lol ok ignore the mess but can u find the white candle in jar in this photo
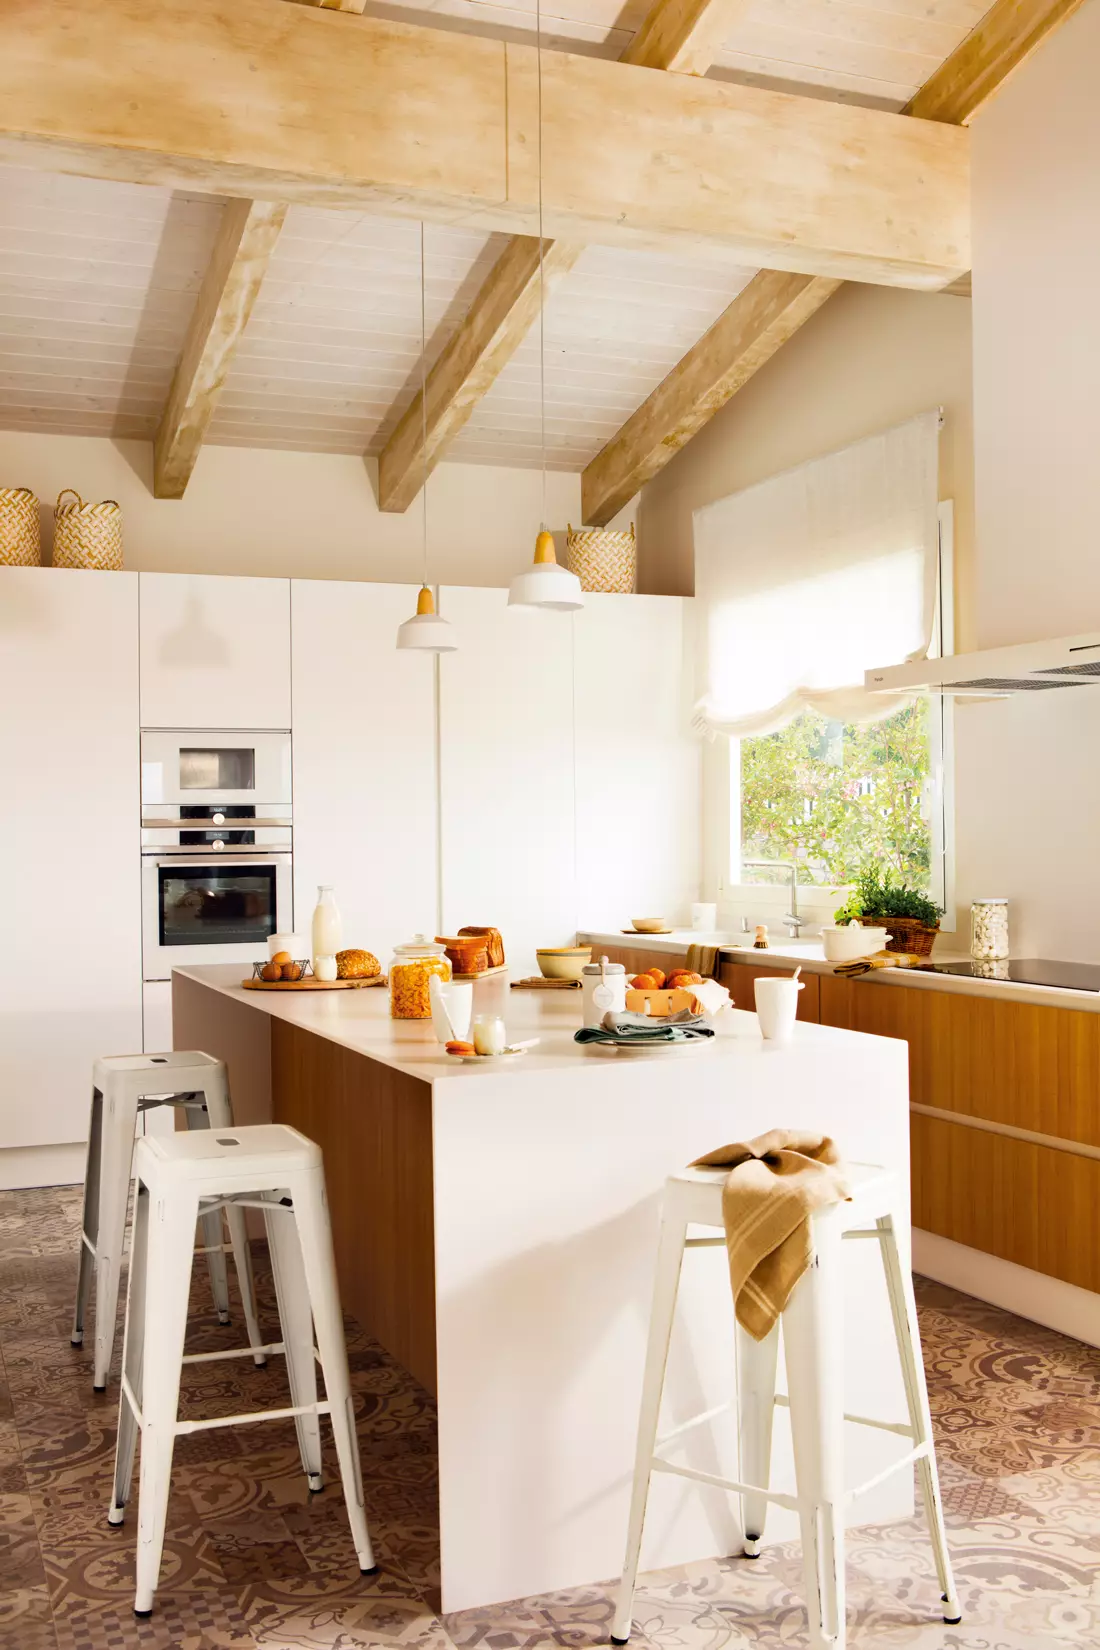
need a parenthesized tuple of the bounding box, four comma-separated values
(472, 1015, 507, 1056)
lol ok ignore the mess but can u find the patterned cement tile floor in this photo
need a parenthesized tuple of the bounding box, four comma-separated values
(1, 1185, 1098, 1650)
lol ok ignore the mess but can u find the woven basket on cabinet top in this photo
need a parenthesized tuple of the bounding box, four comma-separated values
(0, 487, 41, 566)
(53, 489, 123, 570)
(565, 523, 636, 594)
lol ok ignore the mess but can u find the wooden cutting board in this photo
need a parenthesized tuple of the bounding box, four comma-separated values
(242, 974, 387, 991)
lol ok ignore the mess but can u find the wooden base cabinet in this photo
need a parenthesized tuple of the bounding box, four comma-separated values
(719, 960, 820, 1021)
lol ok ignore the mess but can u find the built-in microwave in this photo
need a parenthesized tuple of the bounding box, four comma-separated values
(140, 729, 293, 980)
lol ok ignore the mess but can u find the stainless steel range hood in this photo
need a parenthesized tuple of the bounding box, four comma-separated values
(865, 632, 1100, 696)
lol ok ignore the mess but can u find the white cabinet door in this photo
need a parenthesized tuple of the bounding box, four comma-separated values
(139, 572, 291, 729)
(573, 595, 701, 932)
(291, 581, 438, 968)
(0, 568, 142, 1155)
(438, 587, 576, 977)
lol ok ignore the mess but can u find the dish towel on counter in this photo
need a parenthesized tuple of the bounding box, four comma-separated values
(692, 1130, 850, 1340)
(575, 1009, 715, 1047)
(686, 943, 721, 979)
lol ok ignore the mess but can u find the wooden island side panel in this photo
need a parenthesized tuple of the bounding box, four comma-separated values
(270, 1020, 438, 1396)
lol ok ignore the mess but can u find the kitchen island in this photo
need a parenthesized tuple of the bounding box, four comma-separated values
(174, 962, 911, 1612)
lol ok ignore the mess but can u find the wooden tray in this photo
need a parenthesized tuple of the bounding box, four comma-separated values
(450, 962, 509, 983)
(242, 974, 387, 991)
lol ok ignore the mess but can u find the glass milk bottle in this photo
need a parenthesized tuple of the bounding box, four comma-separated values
(311, 886, 343, 974)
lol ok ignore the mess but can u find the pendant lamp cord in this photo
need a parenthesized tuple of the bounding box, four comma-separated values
(420, 221, 430, 590)
(536, 0, 546, 532)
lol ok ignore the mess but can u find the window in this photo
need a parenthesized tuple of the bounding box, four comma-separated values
(725, 503, 955, 916)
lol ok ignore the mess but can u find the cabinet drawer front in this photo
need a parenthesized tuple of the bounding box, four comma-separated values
(852, 987, 1100, 1147)
(912, 1112, 1100, 1293)
(720, 962, 819, 1021)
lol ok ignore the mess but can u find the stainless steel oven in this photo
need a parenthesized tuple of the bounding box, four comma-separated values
(140, 729, 292, 980)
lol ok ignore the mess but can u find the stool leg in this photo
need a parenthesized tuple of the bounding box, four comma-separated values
(182, 1100, 233, 1325)
(286, 1166, 377, 1575)
(264, 1194, 324, 1492)
(72, 1088, 103, 1348)
(92, 1088, 140, 1391)
(736, 1320, 780, 1557)
(876, 1215, 961, 1626)
(202, 1075, 266, 1366)
(783, 1213, 846, 1650)
(109, 1180, 150, 1527)
(611, 1204, 689, 1645)
(132, 1186, 198, 1617)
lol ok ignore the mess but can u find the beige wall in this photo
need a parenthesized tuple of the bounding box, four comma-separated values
(637, 283, 975, 645)
(0, 432, 580, 587)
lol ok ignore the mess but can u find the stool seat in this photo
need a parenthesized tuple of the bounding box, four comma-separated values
(72, 1050, 263, 1390)
(136, 1124, 322, 1182)
(109, 1121, 375, 1617)
(612, 1156, 960, 1650)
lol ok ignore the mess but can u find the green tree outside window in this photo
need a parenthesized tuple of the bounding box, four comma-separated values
(740, 703, 932, 889)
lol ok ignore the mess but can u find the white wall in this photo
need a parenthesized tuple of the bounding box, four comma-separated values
(954, 0, 1100, 961)
(0, 432, 580, 586)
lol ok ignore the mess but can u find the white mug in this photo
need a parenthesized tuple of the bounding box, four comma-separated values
(754, 975, 804, 1043)
(429, 974, 473, 1043)
(691, 902, 718, 932)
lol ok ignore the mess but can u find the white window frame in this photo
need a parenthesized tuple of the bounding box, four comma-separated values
(713, 501, 956, 931)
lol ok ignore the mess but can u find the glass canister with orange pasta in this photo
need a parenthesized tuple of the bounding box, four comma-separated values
(389, 934, 451, 1019)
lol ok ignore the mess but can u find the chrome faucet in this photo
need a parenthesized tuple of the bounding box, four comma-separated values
(742, 858, 803, 938)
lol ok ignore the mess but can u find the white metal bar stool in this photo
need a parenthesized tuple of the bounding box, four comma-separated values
(612, 1163, 960, 1650)
(72, 1051, 264, 1391)
(107, 1122, 376, 1617)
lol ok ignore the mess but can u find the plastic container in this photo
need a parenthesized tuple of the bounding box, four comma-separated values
(390, 934, 451, 1019)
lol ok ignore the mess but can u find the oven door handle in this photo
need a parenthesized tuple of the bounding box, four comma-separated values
(141, 818, 292, 830)
(146, 849, 293, 865)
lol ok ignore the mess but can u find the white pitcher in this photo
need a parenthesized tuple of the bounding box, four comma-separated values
(429, 973, 474, 1042)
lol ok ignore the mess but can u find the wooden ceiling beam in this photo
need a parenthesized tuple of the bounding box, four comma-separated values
(581, 272, 840, 525)
(580, 0, 1084, 525)
(154, 199, 286, 499)
(0, 0, 968, 283)
(375, 0, 751, 513)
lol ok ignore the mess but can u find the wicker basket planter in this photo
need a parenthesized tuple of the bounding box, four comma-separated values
(859, 915, 940, 957)
(53, 490, 123, 570)
(0, 487, 41, 566)
(565, 523, 636, 593)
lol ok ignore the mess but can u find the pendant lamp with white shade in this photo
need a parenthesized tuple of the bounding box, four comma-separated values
(397, 224, 457, 653)
(506, 0, 583, 615)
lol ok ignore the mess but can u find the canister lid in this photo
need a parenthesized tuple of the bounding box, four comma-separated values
(971, 898, 1008, 905)
(582, 961, 625, 975)
(394, 933, 446, 958)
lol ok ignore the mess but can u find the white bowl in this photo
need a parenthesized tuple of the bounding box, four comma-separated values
(821, 924, 891, 962)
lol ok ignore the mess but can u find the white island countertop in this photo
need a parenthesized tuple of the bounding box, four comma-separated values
(173, 960, 912, 1613)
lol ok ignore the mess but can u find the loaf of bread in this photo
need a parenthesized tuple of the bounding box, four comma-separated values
(335, 948, 381, 979)
(458, 926, 505, 968)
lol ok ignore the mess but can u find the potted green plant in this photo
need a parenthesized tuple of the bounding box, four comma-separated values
(834, 867, 942, 957)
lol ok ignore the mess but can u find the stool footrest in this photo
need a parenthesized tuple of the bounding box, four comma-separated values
(176, 1399, 332, 1436)
(772, 1394, 916, 1439)
(182, 1341, 290, 1366)
(651, 1457, 801, 1512)
(656, 1401, 733, 1450)
(847, 1444, 929, 1505)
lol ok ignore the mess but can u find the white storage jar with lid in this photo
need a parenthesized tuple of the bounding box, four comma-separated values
(581, 958, 627, 1027)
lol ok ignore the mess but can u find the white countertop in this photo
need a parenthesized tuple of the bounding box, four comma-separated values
(579, 930, 1100, 1013)
(174, 961, 892, 1081)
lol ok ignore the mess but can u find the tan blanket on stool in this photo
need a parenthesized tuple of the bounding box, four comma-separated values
(693, 1130, 850, 1341)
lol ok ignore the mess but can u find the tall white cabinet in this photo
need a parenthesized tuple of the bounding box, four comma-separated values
(291, 580, 438, 968)
(139, 572, 291, 729)
(573, 594, 701, 932)
(0, 568, 142, 1187)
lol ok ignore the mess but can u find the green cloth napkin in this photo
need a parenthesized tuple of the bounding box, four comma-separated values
(575, 1009, 715, 1046)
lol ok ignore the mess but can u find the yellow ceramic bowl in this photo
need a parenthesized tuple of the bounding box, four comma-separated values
(631, 918, 670, 934)
(536, 945, 592, 981)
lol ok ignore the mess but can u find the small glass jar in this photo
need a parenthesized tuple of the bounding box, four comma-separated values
(970, 899, 1009, 961)
(472, 1014, 507, 1055)
(390, 935, 451, 1020)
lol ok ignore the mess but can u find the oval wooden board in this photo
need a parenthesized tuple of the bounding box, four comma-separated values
(242, 974, 387, 991)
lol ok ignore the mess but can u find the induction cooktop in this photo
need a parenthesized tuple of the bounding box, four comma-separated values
(930, 958, 1100, 992)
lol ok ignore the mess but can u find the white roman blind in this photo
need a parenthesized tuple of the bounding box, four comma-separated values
(692, 412, 941, 738)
